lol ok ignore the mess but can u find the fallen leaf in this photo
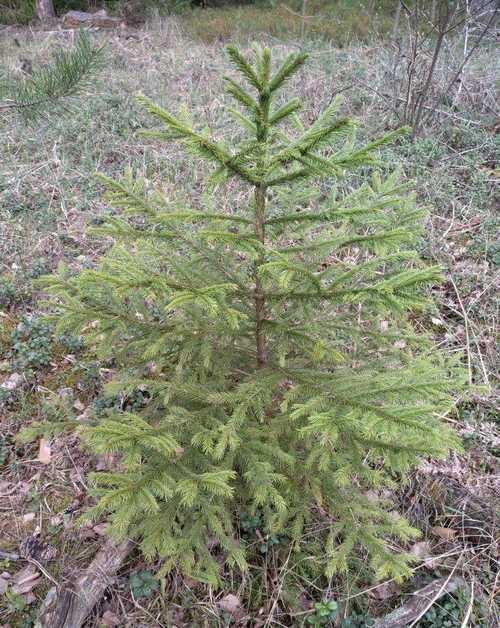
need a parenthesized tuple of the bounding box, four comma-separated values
(411, 540, 432, 559)
(93, 523, 108, 536)
(369, 580, 401, 600)
(431, 526, 457, 541)
(38, 439, 51, 464)
(411, 541, 441, 568)
(100, 610, 121, 627)
(73, 399, 85, 412)
(218, 593, 242, 615)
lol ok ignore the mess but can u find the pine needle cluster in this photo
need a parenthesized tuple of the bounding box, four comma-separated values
(0, 33, 104, 122)
(42, 45, 463, 585)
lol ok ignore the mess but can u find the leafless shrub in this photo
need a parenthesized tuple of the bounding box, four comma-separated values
(388, 0, 499, 138)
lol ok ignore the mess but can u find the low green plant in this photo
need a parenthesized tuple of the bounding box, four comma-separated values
(0, 436, 9, 466)
(417, 587, 486, 627)
(341, 612, 375, 627)
(4, 587, 30, 614)
(11, 316, 54, 375)
(57, 332, 85, 353)
(0, 0, 35, 25)
(306, 600, 338, 626)
(129, 570, 159, 598)
(0, 386, 16, 408)
(93, 388, 150, 416)
(0, 276, 17, 308)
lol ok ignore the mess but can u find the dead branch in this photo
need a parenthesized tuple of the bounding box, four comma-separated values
(36, 537, 133, 628)
(372, 576, 467, 627)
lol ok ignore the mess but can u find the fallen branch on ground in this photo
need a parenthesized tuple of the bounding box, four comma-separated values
(36, 537, 133, 628)
(372, 576, 467, 627)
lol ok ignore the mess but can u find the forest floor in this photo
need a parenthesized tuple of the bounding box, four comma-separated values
(0, 16, 498, 628)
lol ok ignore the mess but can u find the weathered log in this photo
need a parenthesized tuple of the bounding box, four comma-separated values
(372, 576, 467, 628)
(36, 537, 133, 628)
(61, 10, 125, 30)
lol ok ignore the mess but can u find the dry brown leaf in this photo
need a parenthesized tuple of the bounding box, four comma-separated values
(411, 540, 432, 559)
(100, 610, 121, 627)
(369, 580, 401, 600)
(431, 526, 457, 540)
(411, 541, 441, 568)
(38, 438, 51, 464)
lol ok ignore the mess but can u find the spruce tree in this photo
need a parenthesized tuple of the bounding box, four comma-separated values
(42, 45, 462, 585)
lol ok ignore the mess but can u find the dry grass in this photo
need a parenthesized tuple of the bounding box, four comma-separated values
(0, 15, 498, 626)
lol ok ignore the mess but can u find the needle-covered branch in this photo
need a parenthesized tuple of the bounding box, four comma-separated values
(0, 33, 104, 122)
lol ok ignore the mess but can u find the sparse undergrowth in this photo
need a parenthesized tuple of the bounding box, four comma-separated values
(0, 15, 498, 628)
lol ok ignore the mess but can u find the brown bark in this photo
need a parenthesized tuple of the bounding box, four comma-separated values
(36, 0, 55, 21)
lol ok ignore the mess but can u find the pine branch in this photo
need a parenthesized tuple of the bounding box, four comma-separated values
(0, 33, 104, 122)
